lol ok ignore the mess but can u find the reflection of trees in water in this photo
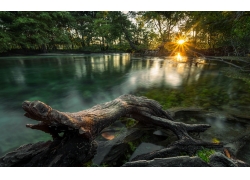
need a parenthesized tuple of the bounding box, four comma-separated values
(0, 54, 132, 110)
(130, 59, 207, 89)
(135, 60, 247, 111)
(2, 55, 250, 113)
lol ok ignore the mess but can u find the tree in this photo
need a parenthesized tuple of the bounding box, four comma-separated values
(2, 11, 250, 55)
(0, 12, 13, 53)
(181, 11, 250, 55)
(70, 11, 97, 49)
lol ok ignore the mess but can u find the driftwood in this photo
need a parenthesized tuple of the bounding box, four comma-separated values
(123, 152, 248, 167)
(204, 56, 250, 71)
(0, 94, 223, 167)
(123, 156, 210, 167)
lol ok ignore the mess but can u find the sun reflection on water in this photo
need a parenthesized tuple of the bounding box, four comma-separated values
(176, 52, 182, 62)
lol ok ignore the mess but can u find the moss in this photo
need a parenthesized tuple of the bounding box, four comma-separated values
(128, 141, 137, 152)
(221, 67, 250, 86)
(121, 141, 140, 165)
(196, 148, 216, 163)
(119, 117, 138, 128)
(82, 160, 93, 167)
(122, 152, 132, 165)
(138, 85, 230, 111)
(125, 118, 138, 128)
(189, 118, 197, 122)
(179, 152, 188, 156)
(139, 133, 152, 142)
(99, 163, 108, 167)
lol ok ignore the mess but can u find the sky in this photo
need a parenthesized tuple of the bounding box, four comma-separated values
(1, 0, 250, 11)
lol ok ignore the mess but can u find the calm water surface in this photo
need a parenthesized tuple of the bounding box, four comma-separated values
(1, 53, 250, 163)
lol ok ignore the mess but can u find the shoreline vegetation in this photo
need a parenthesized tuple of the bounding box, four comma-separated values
(1, 48, 250, 61)
(0, 49, 125, 57)
(1, 11, 250, 62)
(0, 50, 249, 57)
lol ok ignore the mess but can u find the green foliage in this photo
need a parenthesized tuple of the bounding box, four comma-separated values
(179, 152, 188, 156)
(222, 67, 250, 85)
(125, 118, 138, 128)
(196, 148, 216, 163)
(128, 141, 137, 152)
(0, 30, 11, 53)
(1, 11, 250, 54)
(187, 12, 250, 53)
(83, 160, 105, 167)
(99, 163, 109, 167)
(0, 11, 136, 53)
(138, 79, 230, 110)
(82, 160, 93, 167)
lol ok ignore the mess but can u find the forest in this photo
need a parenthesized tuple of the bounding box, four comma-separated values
(1, 11, 250, 56)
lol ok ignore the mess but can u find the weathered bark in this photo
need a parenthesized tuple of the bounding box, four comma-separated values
(123, 153, 249, 167)
(130, 134, 222, 162)
(0, 141, 51, 167)
(22, 94, 214, 145)
(123, 156, 210, 167)
(0, 132, 97, 167)
(1, 94, 222, 166)
(22, 94, 174, 139)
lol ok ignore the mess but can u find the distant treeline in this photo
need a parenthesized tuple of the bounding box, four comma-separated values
(1, 11, 250, 55)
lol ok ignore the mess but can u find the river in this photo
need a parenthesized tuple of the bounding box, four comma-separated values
(1, 53, 250, 164)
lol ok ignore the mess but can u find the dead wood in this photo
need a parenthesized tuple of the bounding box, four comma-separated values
(1, 94, 222, 166)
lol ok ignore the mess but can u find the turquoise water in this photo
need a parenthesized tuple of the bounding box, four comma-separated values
(1, 53, 250, 162)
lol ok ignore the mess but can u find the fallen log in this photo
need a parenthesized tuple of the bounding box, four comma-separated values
(0, 94, 222, 167)
(21, 94, 174, 139)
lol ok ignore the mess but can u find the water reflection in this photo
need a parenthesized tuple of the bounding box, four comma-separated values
(128, 58, 207, 90)
(1, 54, 250, 161)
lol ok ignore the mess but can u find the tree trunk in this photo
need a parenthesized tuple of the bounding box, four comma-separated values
(0, 94, 221, 167)
(121, 27, 138, 51)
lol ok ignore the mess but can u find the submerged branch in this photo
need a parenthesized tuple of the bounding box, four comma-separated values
(204, 56, 250, 71)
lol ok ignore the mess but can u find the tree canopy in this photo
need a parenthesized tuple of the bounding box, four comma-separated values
(0, 11, 250, 55)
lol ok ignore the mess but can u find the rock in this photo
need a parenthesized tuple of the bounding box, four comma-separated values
(129, 142, 164, 161)
(209, 152, 249, 167)
(167, 107, 206, 119)
(153, 130, 165, 136)
(224, 134, 250, 164)
(92, 128, 143, 166)
(209, 152, 236, 167)
(0, 141, 51, 167)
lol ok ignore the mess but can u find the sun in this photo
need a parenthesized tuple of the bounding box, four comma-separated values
(167, 36, 191, 57)
(177, 39, 185, 45)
